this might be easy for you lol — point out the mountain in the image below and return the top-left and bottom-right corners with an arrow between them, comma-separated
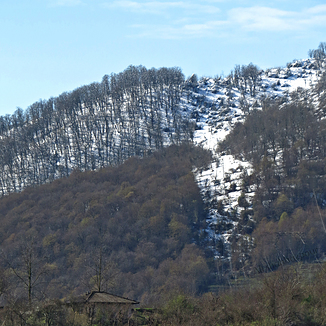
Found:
0,43 -> 326,307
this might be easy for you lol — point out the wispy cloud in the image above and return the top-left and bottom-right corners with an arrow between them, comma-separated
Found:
229,7 -> 297,32
202,0 -> 225,2
104,1 -> 220,15
49,0 -> 84,7
131,20 -> 227,39
307,4 -> 326,14
229,6 -> 326,32
107,2 -> 326,39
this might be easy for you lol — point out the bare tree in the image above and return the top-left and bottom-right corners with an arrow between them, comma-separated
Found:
241,63 -> 261,96
88,246 -> 119,293
2,238 -> 49,305
309,42 -> 326,69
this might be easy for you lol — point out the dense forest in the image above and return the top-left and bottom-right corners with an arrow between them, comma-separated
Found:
0,144 -> 213,306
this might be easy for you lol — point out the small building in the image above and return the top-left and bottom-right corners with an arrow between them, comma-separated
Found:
70,291 -> 139,305
66,291 -> 139,325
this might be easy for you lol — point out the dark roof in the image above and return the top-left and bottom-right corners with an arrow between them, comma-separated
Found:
68,291 -> 139,305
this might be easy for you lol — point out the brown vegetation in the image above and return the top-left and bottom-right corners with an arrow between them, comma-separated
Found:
0,144 -> 213,308
131,263 -> 326,326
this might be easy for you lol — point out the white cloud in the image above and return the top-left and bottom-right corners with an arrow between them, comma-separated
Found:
111,2 -> 326,39
50,0 -> 83,7
228,5 -> 326,32
229,7 -> 297,32
307,4 -> 326,14
130,20 -> 228,39
105,1 -> 220,15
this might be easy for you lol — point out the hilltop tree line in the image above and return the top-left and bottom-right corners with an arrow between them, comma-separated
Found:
309,41 -> 326,69
1,42 -> 325,198
229,63 -> 261,97
0,65 -> 193,196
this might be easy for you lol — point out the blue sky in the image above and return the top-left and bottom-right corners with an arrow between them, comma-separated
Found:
0,0 -> 325,116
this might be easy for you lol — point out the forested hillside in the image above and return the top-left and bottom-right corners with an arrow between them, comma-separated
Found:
0,66 -> 192,195
0,43 -> 326,325
180,43 -> 326,280
219,71 -> 326,271
0,144 -> 212,306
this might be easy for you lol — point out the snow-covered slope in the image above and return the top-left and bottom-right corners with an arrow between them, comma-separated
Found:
182,58 -> 325,257
0,57 -> 324,260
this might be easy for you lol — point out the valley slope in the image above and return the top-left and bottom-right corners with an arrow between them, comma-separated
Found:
0,44 -> 326,304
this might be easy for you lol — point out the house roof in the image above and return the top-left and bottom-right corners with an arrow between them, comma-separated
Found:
68,291 -> 139,305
